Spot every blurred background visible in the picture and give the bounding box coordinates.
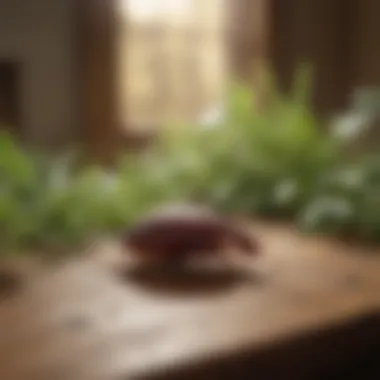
[0,1,380,379]
[2,0,378,157]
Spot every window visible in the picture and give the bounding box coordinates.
[117,0,227,132]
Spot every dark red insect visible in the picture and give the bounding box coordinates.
[122,204,260,265]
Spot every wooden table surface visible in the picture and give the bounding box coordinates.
[0,222,379,380]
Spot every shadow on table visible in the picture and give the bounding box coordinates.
[121,263,265,296]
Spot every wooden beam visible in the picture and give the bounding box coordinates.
[268,0,359,116]
[355,0,380,86]
[76,0,120,164]
[226,0,269,82]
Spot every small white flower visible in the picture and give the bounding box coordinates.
[333,168,365,189]
[199,104,225,129]
[273,179,298,205]
[302,196,354,225]
[332,112,372,142]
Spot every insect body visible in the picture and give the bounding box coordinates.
[123,204,260,266]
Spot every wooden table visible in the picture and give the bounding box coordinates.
[0,223,379,380]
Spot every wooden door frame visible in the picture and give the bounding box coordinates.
[75,0,121,164]
[267,0,359,116]
[0,60,23,137]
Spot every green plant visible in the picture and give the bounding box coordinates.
[0,134,126,254]
[2,68,380,256]
[0,131,190,255]
[154,66,342,216]
[146,68,380,243]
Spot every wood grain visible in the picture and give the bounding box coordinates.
[0,222,378,380]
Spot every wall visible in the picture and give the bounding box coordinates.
[355,0,380,86]
[0,0,77,147]
[269,0,355,116]
[269,0,380,117]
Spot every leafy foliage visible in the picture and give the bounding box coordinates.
[155,66,342,216]
[1,70,380,256]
